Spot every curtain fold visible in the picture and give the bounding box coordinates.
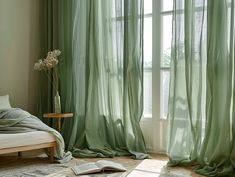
[58,0,147,159]
[168,0,206,165]
[168,0,235,176]
[38,0,59,128]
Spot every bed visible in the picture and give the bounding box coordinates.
[0,95,71,163]
[0,131,56,162]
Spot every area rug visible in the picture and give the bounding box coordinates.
[0,156,78,177]
[0,156,204,177]
[0,156,138,177]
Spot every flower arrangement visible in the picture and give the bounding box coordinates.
[34,49,61,92]
[34,49,61,70]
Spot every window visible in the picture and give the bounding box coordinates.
[141,0,174,153]
[111,0,174,121]
[143,0,153,118]
[160,1,173,119]
[143,0,173,119]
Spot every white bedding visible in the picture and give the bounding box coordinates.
[0,131,55,149]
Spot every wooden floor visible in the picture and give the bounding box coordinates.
[0,151,205,177]
[81,154,205,177]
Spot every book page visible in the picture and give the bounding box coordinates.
[72,162,101,175]
[96,160,126,171]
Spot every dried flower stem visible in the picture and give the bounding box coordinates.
[34,49,61,95]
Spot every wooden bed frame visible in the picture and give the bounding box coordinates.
[0,141,57,162]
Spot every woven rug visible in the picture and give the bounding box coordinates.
[0,156,76,177]
[0,155,203,177]
[0,155,139,177]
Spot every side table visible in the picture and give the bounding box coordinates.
[43,113,73,132]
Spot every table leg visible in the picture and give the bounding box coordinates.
[58,118,61,132]
[18,152,22,157]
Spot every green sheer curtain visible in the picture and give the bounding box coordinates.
[168,0,235,176]
[58,0,148,159]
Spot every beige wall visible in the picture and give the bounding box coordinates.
[0,0,40,114]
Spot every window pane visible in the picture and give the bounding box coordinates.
[143,15,152,118]
[144,17,152,68]
[112,0,123,17]
[144,0,152,14]
[163,0,173,11]
[161,15,172,68]
[144,69,152,117]
[160,70,170,119]
[195,0,207,7]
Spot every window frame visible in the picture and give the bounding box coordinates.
[143,0,173,120]
[143,11,153,118]
[159,5,173,120]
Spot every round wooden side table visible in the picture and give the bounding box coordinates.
[43,113,73,132]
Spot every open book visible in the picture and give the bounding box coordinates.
[72,160,126,175]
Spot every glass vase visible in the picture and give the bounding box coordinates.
[54,91,61,113]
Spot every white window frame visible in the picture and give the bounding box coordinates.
[141,0,173,153]
[143,10,153,119]
[143,0,173,120]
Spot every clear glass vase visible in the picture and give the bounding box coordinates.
[54,91,61,113]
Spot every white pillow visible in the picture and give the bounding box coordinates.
[0,95,12,109]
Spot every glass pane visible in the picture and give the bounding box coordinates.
[144,0,152,14]
[163,0,173,11]
[195,0,207,7]
[144,69,152,117]
[143,16,152,118]
[161,15,172,67]
[160,70,170,119]
[144,17,152,68]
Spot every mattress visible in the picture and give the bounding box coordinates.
[0,131,56,149]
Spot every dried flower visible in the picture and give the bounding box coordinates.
[34,49,61,93]
[34,49,61,71]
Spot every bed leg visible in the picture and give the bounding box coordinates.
[18,152,22,157]
[49,147,54,163]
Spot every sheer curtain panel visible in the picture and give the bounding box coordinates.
[58,0,148,159]
[168,0,235,176]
